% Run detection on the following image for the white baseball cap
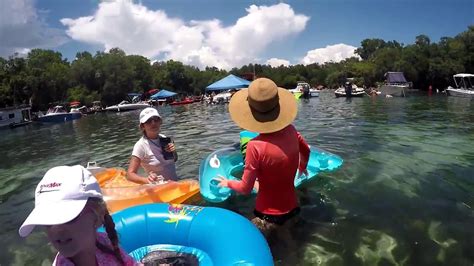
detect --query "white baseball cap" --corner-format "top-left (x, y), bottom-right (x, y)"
top-left (139, 107), bottom-right (161, 124)
top-left (19, 165), bottom-right (103, 237)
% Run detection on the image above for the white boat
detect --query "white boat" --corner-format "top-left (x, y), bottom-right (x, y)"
top-left (335, 84), bottom-right (365, 98)
top-left (379, 72), bottom-right (411, 97)
top-left (290, 82), bottom-right (319, 98)
top-left (309, 88), bottom-right (320, 97)
top-left (37, 105), bottom-right (82, 123)
top-left (105, 100), bottom-right (151, 112)
top-left (0, 105), bottom-right (32, 128)
top-left (211, 90), bottom-right (233, 104)
top-left (446, 73), bottom-right (474, 99)
top-left (70, 105), bottom-right (87, 114)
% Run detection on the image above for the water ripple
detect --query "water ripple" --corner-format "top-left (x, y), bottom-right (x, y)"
top-left (0, 93), bottom-right (473, 265)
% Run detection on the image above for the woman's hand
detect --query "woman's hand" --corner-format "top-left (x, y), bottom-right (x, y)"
top-left (165, 142), bottom-right (178, 162)
top-left (147, 171), bottom-right (158, 183)
top-left (147, 171), bottom-right (164, 184)
top-left (215, 175), bottom-right (229, 188)
top-left (164, 143), bottom-right (175, 153)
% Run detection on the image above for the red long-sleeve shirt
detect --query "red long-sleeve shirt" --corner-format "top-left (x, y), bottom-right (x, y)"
top-left (228, 125), bottom-right (310, 215)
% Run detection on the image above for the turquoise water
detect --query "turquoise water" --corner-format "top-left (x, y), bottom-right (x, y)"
top-left (1, 92), bottom-right (473, 265)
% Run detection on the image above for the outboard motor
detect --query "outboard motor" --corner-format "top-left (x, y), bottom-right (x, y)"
top-left (345, 82), bottom-right (352, 97)
top-left (302, 84), bottom-right (310, 99)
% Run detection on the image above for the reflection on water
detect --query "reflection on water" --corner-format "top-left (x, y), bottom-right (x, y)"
top-left (1, 92), bottom-right (473, 265)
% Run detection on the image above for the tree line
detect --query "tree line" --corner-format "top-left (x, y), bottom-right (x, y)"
top-left (0, 26), bottom-right (472, 111)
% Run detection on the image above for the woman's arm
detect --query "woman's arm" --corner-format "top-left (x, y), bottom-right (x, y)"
top-left (127, 156), bottom-right (152, 184)
top-left (218, 141), bottom-right (259, 194)
top-left (297, 131), bottom-right (310, 171)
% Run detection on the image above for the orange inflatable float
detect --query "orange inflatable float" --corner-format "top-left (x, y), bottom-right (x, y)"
top-left (93, 168), bottom-right (200, 213)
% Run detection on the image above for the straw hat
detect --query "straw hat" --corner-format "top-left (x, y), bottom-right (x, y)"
top-left (228, 78), bottom-right (297, 134)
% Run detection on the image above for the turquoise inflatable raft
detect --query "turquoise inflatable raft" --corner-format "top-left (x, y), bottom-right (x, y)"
top-left (199, 131), bottom-right (344, 202)
top-left (107, 203), bottom-right (273, 265)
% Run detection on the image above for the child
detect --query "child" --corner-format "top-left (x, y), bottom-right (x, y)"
top-left (19, 165), bottom-right (135, 266)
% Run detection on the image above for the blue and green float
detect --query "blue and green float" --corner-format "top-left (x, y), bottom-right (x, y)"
top-left (199, 131), bottom-right (344, 202)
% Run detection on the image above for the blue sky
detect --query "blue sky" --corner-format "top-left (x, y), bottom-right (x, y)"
top-left (0, 0), bottom-right (472, 69)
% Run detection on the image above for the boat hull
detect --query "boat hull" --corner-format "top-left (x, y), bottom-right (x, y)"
top-left (37, 112), bottom-right (81, 123)
top-left (446, 88), bottom-right (474, 99)
top-left (105, 103), bottom-right (150, 112)
top-left (334, 88), bottom-right (365, 97)
top-left (9, 121), bottom-right (32, 128)
top-left (379, 84), bottom-right (408, 97)
top-left (335, 91), bottom-right (365, 97)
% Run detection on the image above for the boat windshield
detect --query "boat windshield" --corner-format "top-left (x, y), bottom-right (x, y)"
top-left (454, 75), bottom-right (474, 89)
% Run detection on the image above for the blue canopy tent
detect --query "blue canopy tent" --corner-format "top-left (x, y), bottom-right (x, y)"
top-left (206, 74), bottom-right (251, 91)
top-left (150, 89), bottom-right (177, 99)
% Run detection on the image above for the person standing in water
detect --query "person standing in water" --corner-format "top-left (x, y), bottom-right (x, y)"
top-left (215, 78), bottom-right (310, 238)
top-left (127, 107), bottom-right (178, 184)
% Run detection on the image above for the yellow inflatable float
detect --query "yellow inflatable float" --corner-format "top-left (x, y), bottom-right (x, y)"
top-left (93, 168), bottom-right (200, 213)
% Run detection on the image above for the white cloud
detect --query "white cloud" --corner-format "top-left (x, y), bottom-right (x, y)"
top-left (301, 43), bottom-right (360, 65)
top-left (60, 1), bottom-right (309, 69)
top-left (266, 58), bottom-right (290, 67)
top-left (0, 0), bottom-right (67, 58)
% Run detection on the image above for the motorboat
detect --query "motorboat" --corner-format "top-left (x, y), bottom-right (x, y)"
top-left (210, 90), bottom-right (232, 104)
top-left (70, 105), bottom-right (88, 115)
top-left (379, 72), bottom-right (411, 97)
top-left (309, 88), bottom-right (321, 97)
top-left (36, 105), bottom-right (81, 123)
top-left (0, 105), bottom-right (32, 128)
top-left (290, 82), bottom-right (319, 98)
top-left (446, 73), bottom-right (474, 99)
top-left (335, 84), bottom-right (365, 97)
top-left (105, 100), bottom-right (151, 112)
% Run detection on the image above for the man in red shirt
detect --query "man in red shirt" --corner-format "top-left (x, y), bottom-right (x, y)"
top-left (216, 77), bottom-right (310, 237)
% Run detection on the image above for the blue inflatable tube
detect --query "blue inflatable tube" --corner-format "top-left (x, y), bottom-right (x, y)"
top-left (108, 203), bottom-right (273, 266)
top-left (199, 131), bottom-right (344, 202)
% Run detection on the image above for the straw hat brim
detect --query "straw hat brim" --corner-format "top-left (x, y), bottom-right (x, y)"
top-left (228, 87), bottom-right (297, 134)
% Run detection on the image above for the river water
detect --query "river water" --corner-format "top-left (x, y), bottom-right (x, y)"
top-left (1, 92), bottom-right (473, 265)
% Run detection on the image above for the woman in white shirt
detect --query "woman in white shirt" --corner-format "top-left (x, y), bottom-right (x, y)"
top-left (127, 107), bottom-right (178, 184)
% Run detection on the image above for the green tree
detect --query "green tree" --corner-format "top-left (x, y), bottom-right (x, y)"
top-left (26, 49), bottom-right (71, 110)
top-left (355, 39), bottom-right (387, 60)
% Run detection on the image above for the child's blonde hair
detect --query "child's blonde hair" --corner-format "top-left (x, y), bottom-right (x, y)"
top-left (87, 198), bottom-right (125, 265)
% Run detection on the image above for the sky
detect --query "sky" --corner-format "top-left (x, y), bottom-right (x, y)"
top-left (0, 0), bottom-right (472, 70)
